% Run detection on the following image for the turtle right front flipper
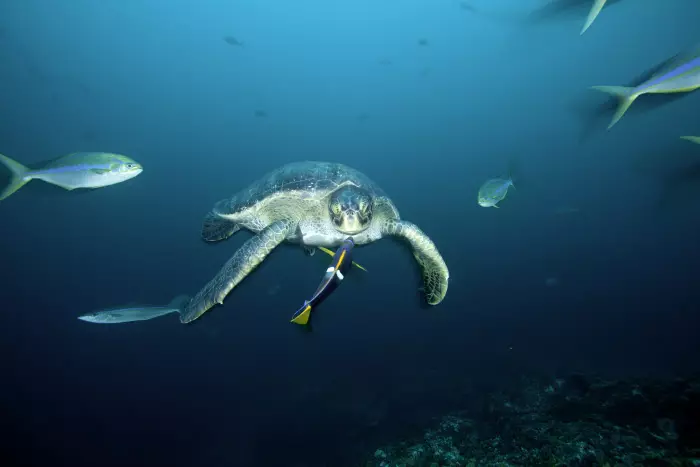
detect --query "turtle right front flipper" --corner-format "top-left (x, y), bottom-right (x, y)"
top-left (181, 220), bottom-right (294, 323)
top-left (201, 211), bottom-right (240, 242)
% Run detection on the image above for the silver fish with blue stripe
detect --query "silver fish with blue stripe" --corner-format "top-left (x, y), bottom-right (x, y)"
top-left (591, 46), bottom-right (700, 129)
top-left (0, 152), bottom-right (143, 201)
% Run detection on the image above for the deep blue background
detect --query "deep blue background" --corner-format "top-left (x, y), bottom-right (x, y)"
top-left (1, 1), bottom-right (700, 465)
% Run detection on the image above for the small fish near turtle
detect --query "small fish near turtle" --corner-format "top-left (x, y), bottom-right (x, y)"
top-left (78, 296), bottom-right (190, 324)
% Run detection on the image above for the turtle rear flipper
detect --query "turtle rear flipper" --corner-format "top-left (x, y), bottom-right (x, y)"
top-left (181, 220), bottom-right (293, 323)
top-left (381, 219), bottom-right (449, 305)
top-left (202, 212), bottom-right (240, 242)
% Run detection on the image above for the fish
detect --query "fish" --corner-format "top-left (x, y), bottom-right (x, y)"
top-left (681, 136), bottom-right (700, 144)
top-left (0, 152), bottom-right (143, 200)
top-left (459, 1), bottom-right (476, 12)
top-left (591, 46), bottom-right (700, 129)
top-left (478, 177), bottom-right (515, 208)
top-left (78, 296), bottom-right (190, 324)
top-left (223, 36), bottom-right (244, 46)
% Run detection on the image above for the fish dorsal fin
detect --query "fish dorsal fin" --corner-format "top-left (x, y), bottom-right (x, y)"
top-left (28, 155), bottom-right (67, 170)
top-left (30, 152), bottom-right (96, 169)
top-left (633, 54), bottom-right (682, 85)
top-left (316, 246), bottom-right (367, 272)
top-left (645, 45), bottom-right (700, 82)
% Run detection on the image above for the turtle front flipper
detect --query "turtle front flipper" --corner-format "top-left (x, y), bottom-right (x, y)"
top-left (202, 212), bottom-right (240, 242)
top-left (381, 219), bottom-right (449, 305)
top-left (181, 220), bottom-right (294, 323)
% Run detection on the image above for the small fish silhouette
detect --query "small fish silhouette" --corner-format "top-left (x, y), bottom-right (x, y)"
top-left (223, 36), bottom-right (244, 47)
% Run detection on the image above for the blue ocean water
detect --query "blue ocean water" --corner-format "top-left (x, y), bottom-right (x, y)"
top-left (1, 1), bottom-right (700, 465)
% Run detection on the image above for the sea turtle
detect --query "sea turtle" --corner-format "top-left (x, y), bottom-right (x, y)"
top-left (180, 161), bottom-right (449, 323)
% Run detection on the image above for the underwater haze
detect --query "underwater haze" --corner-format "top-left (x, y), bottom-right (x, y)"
top-left (2, 0), bottom-right (700, 466)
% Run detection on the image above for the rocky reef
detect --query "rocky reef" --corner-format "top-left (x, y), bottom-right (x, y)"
top-left (364, 373), bottom-right (700, 466)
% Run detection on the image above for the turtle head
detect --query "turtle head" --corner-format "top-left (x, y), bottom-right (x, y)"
top-left (329, 185), bottom-right (373, 234)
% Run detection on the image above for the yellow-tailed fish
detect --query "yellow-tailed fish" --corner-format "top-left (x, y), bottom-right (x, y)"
top-left (681, 136), bottom-right (700, 145)
top-left (0, 152), bottom-right (143, 201)
top-left (591, 46), bottom-right (700, 129)
top-left (78, 296), bottom-right (190, 324)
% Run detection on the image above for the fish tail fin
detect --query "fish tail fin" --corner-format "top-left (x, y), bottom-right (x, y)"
top-left (290, 302), bottom-right (312, 325)
top-left (681, 136), bottom-right (700, 145)
top-left (581, 0), bottom-right (607, 35)
top-left (168, 295), bottom-right (191, 313)
top-left (0, 153), bottom-right (31, 200)
top-left (590, 85), bottom-right (639, 129)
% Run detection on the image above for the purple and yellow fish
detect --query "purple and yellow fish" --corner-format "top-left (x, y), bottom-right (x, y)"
top-left (591, 46), bottom-right (700, 129)
top-left (0, 152), bottom-right (142, 200)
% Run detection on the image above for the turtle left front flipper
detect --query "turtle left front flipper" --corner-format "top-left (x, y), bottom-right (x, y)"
top-left (181, 219), bottom-right (294, 323)
top-left (381, 219), bottom-right (449, 305)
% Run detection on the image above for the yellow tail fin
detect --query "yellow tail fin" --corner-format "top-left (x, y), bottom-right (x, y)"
top-left (590, 85), bottom-right (639, 129)
top-left (290, 304), bottom-right (312, 325)
top-left (0, 153), bottom-right (31, 200)
top-left (317, 246), bottom-right (367, 272)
